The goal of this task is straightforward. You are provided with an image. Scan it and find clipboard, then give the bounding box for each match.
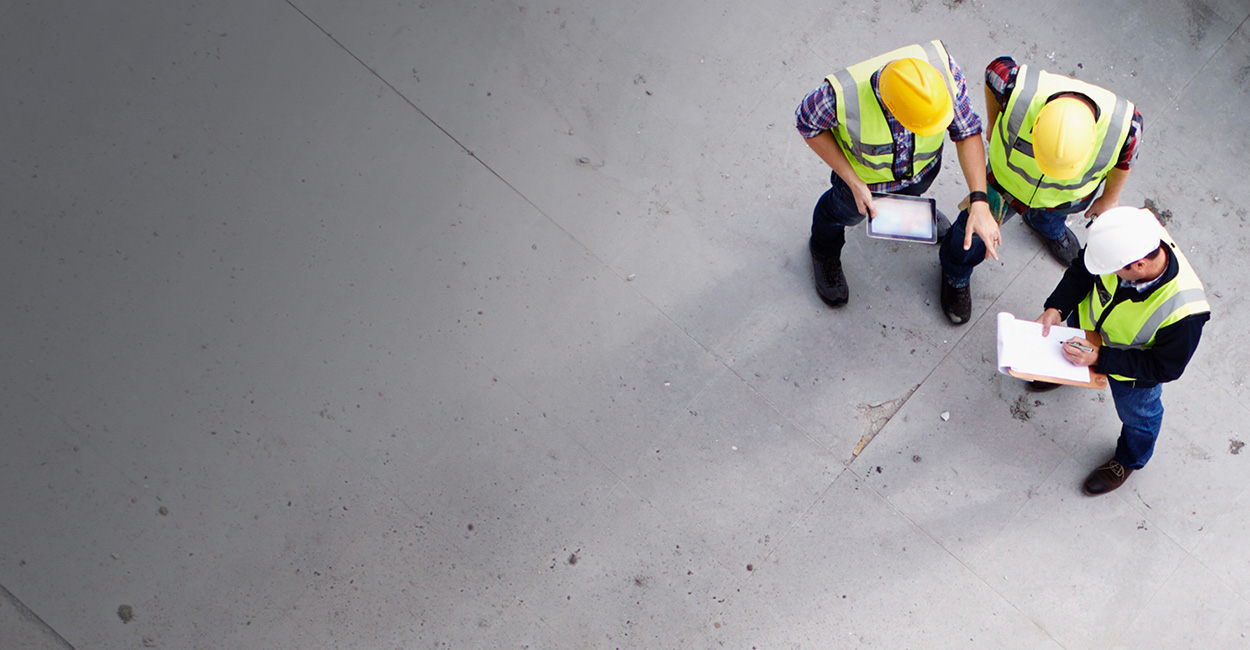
[1005,329,1108,389]
[996,312,1108,389]
[866,193,938,244]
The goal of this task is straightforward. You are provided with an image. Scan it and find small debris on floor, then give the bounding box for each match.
[1010,395,1032,421]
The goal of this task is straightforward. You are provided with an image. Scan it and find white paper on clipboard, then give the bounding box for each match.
[996,312,1092,383]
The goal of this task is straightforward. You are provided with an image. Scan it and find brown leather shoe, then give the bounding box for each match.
[1082,459,1133,495]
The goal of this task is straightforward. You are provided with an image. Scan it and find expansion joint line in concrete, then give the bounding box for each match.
[1170,10,1250,122]
[283,0,593,263]
[0,583,75,649]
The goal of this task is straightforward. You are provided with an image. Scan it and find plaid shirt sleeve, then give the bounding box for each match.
[984,56,1018,111]
[1116,109,1143,170]
[945,53,983,140]
[795,81,837,139]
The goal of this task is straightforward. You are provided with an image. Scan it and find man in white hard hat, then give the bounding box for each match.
[1034,206,1209,495]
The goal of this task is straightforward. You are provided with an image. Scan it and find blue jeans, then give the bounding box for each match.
[937,189,1095,288]
[1108,380,1165,469]
[809,158,940,258]
[1058,313,1164,469]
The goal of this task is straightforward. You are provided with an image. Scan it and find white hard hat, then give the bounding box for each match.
[1084,206,1165,275]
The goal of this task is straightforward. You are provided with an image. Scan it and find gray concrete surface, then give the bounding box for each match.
[0,584,72,650]
[3,0,1249,647]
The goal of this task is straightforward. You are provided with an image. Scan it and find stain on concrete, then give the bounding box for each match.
[1143,198,1173,225]
[851,384,919,459]
[1010,395,1032,421]
[1230,439,1244,455]
[117,604,134,623]
[1185,1,1217,48]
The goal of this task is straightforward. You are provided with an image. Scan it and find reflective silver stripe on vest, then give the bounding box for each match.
[1130,288,1208,347]
[1002,68,1129,191]
[919,41,958,108]
[1004,66,1039,150]
[1087,286,1207,349]
[834,42,950,168]
[1086,95,1129,183]
[832,67,867,159]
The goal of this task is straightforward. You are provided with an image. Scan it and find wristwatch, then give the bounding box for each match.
[967,190,989,205]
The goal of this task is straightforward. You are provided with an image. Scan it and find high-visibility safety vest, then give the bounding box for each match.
[825,40,957,184]
[989,65,1134,208]
[1077,231,1210,382]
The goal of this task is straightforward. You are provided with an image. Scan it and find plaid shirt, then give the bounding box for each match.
[795,51,982,192]
[985,56,1143,211]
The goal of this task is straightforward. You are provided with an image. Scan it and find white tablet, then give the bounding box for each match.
[866,193,939,244]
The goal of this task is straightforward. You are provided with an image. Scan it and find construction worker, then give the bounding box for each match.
[796,41,1001,312]
[1034,207,1209,495]
[938,56,1144,324]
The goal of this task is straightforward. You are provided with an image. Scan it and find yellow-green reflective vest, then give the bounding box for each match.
[989,66,1134,208]
[825,40,957,184]
[1077,232,1209,382]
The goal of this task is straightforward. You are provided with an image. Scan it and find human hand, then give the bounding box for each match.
[851,181,876,220]
[965,201,1001,260]
[1061,337,1098,367]
[1085,195,1117,221]
[1036,308,1064,336]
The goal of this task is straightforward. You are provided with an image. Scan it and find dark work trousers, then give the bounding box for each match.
[809,157,941,260]
[938,185,1096,288]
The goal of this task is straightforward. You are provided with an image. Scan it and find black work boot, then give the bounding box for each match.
[939,274,971,325]
[811,230,848,307]
[1045,226,1081,267]
[812,253,848,307]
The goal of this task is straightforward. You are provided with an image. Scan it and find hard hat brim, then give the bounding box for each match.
[1083,207,1165,274]
[906,104,954,137]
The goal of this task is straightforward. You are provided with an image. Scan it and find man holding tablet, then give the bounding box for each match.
[796,40,1001,323]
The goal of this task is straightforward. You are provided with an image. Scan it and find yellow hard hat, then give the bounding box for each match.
[879,57,953,137]
[1032,96,1097,179]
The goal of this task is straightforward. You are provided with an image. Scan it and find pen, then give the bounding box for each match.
[1064,341,1094,353]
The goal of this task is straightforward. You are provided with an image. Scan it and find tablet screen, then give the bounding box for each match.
[866,193,938,244]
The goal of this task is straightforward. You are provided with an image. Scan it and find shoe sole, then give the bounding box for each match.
[818,293,848,308]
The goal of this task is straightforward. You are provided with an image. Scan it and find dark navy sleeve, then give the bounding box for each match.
[1094,312,1209,383]
[1043,249,1096,318]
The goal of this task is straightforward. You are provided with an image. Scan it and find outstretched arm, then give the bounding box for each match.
[954,135,1000,260]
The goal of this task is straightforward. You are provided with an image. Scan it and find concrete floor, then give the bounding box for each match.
[4,0,1250,647]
